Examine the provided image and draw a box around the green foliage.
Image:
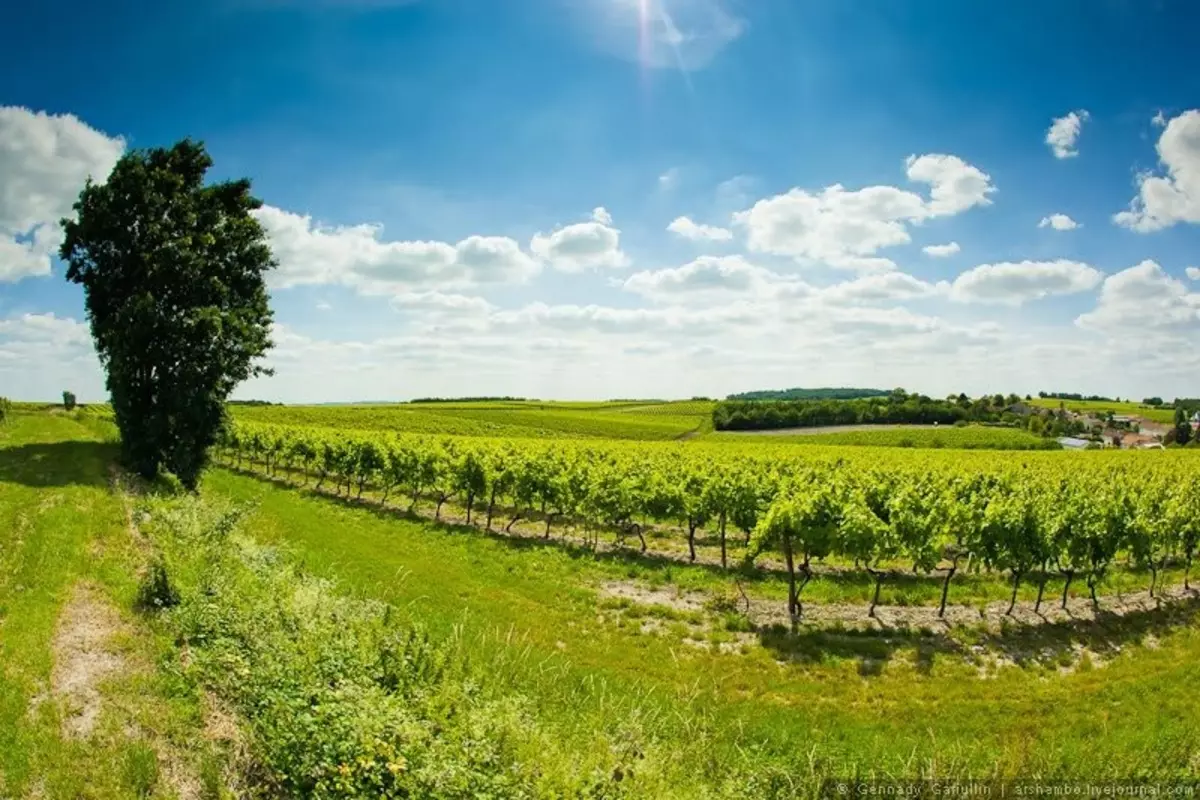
[0,396,12,424]
[135,559,181,611]
[62,390,77,411]
[59,139,275,489]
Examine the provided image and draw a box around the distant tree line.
[726,387,890,401]
[714,389,1089,438]
[407,396,529,404]
[1038,391,1121,402]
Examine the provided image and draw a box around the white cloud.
[253,205,541,291]
[733,153,993,271]
[1046,110,1089,159]
[922,242,960,257]
[390,290,493,316]
[1113,109,1200,232]
[591,206,613,225]
[1076,260,1200,331]
[620,255,807,303]
[666,215,733,242]
[0,106,125,282]
[1038,213,1080,231]
[950,260,1103,305]
[1187,266,1200,281]
[658,168,680,190]
[1152,110,1167,128]
[529,214,629,272]
[904,154,995,216]
[0,312,102,400]
[820,272,945,304]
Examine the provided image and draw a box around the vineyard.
[217,419,1200,622]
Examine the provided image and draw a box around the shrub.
[135,559,180,611]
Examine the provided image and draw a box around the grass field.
[233,400,714,440]
[1029,397,1177,424]
[5,408,1200,796]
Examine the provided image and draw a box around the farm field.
[5,406,1200,796]
[712,423,1058,449]
[1029,397,1176,424]
[232,399,715,440]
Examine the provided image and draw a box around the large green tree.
[59,139,275,489]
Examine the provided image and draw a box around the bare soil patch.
[46,583,129,739]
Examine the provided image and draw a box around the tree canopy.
[59,139,275,489]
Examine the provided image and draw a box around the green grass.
[1029,397,1177,424]
[0,413,225,799]
[200,464,1200,782]
[233,399,712,440]
[711,424,1058,450]
[6,411,1200,795]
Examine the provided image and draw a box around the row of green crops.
[217,421,1200,622]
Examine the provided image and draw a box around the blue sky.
[2,0,1199,402]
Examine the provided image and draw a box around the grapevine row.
[216,420,1200,621]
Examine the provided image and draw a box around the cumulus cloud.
[950,260,1103,305]
[1038,213,1080,231]
[1046,110,1089,159]
[666,215,733,242]
[1187,266,1200,280]
[529,213,629,272]
[1076,260,1200,331]
[253,205,541,291]
[390,291,494,316]
[0,106,125,282]
[591,206,613,225]
[0,312,102,399]
[733,153,993,271]
[620,255,807,302]
[1113,109,1200,232]
[820,272,945,304]
[922,242,960,257]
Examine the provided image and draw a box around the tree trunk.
[1034,573,1048,614]
[795,555,813,620]
[687,521,698,562]
[465,491,475,525]
[485,487,497,531]
[937,561,958,618]
[635,523,646,553]
[868,570,884,619]
[1061,570,1074,609]
[380,482,393,505]
[409,487,420,513]
[719,512,727,569]
[356,475,366,500]
[315,470,326,491]
[1185,553,1193,591]
[783,537,798,621]
[1087,573,1100,610]
[1006,571,1022,616]
[1149,565,1158,598]
[505,511,523,533]
[436,495,447,520]
[544,512,558,539]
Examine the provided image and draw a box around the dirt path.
[43,583,129,740]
